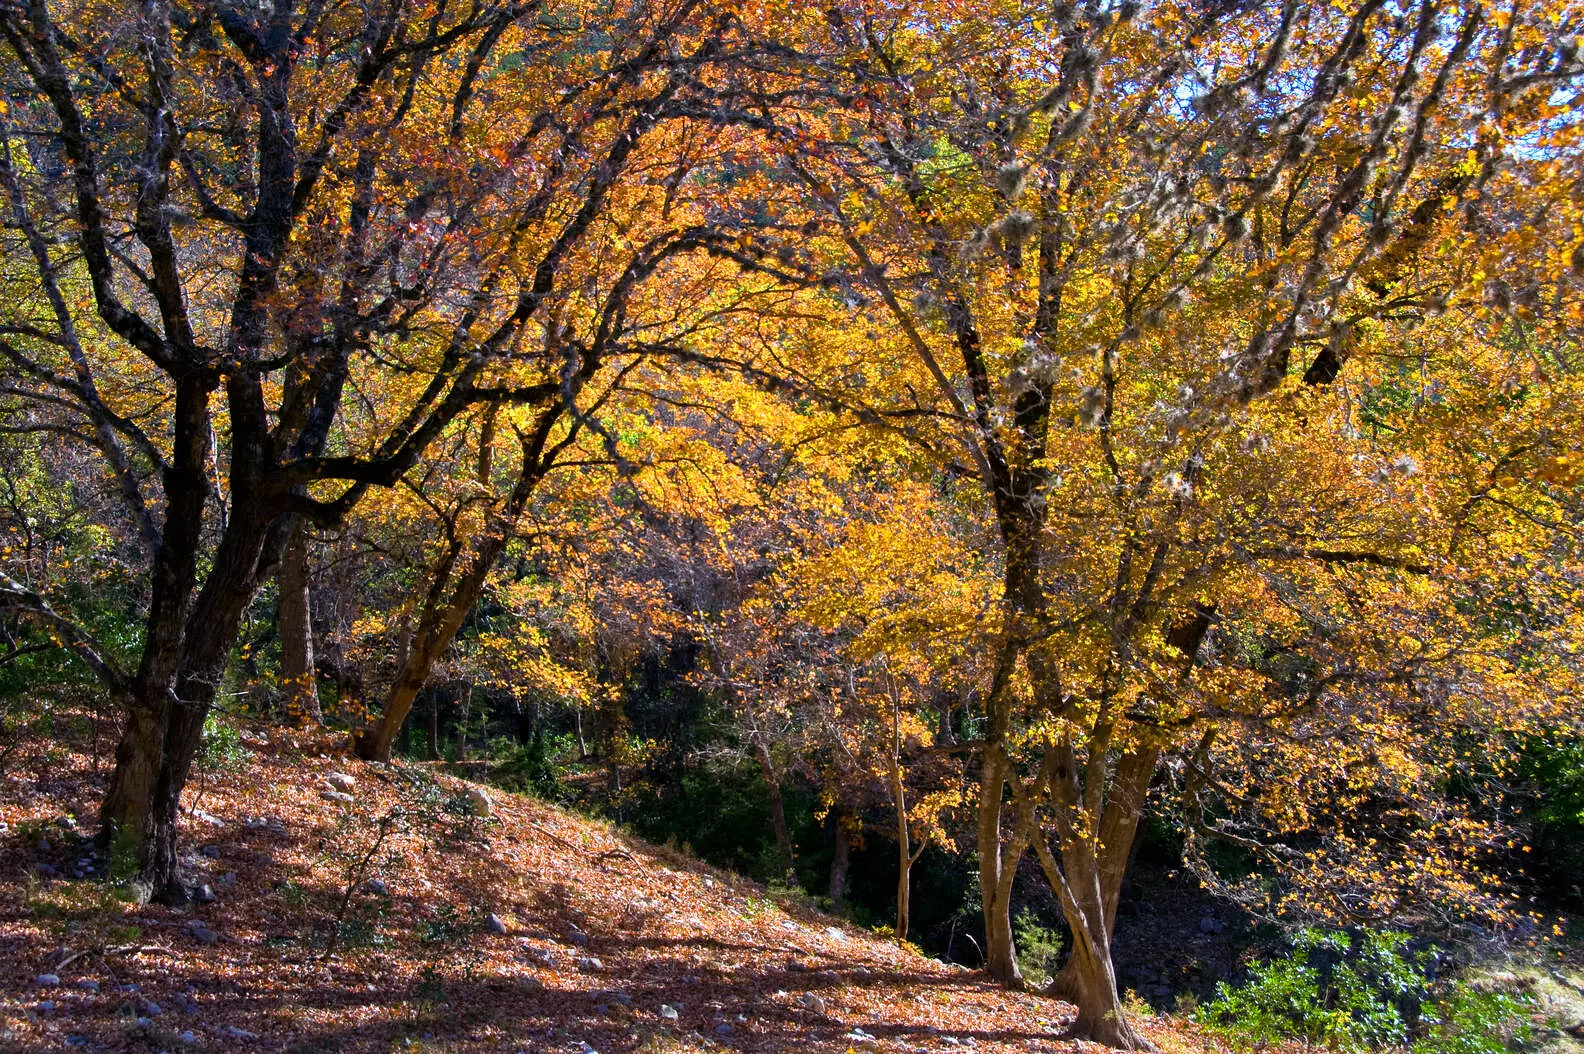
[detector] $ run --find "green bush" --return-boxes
[1013,907,1065,987]
[195,712,252,775]
[1413,985,1532,1054]
[1196,929,1533,1054]
[488,733,574,802]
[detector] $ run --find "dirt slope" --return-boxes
[0,727,1196,1054]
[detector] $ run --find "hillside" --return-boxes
[0,726,1191,1054]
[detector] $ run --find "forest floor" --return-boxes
[0,722,1221,1054]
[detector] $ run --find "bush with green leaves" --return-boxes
[1412,984,1533,1054]
[1013,908,1066,987]
[1195,929,1533,1054]
[195,712,252,775]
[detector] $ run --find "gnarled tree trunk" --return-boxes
[1033,830,1154,1051]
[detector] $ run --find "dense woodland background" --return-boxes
[1,0,1583,1048]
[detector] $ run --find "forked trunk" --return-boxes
[1065,924,1152,1050]
[1032,833,1155,1050]
[1047,746,1160,1003]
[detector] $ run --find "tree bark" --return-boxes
[754,740,797,881]
[1033,832,1154,1050]
[452,682,472,763]
[278,522,320,725]
[977,747,1025,985]
[354,406,567,763]
[426,694,441,760]
[1047,745,1160,1004]
[828,810,851,907]
[891,750,919,943]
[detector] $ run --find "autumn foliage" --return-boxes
[1,0,1581,1046]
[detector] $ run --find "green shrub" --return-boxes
[1013,907,1065,987]
[1196,929,1533,1054]
[1412,986,1532,1054]
[196,712,252,775]
[488,733,573,802]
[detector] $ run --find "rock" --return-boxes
[77,980,100,993]
[34,862,60,878]
[703,877,714,889]
[217,871,236,887]
[1199,914,1223,935]
[566,924,590,947]
[36,974,61,987]
[188,922,219,944]
[578,1043,599,1054]
[195,884,216,904]
[714,1023,733,1035]
[485,913,508,935]
[191,809,225,827]
[36,1000,56,1013]
[466,786,493,817]
[577,957,604,973]
[825,926,847,941]
[136,997,163,1017]
[326,772,356,792]
[220,1025,260,1040]
[659,1004,679,1021]
[799,992,827,1014]
[319,789,354,805]
[177,1029,200,1045]
[200,844,222,859]
[846,1027,880,1049]
[365,878,389,896]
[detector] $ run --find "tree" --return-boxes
[771,0,1584,1044]
[0,0,764,898]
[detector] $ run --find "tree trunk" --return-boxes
[1047,745,1160,1004]
[1032,832,1153,1050]
[753,740,796,881]
[426,694,441,760]
[452,682,472,763]
[828,810,851,907]
[100,705,164,850]
[354,406,564,763]
[892,758,914,943]
[278,522,320,726]
[356,634,442,762]
[977,748,1024,985]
